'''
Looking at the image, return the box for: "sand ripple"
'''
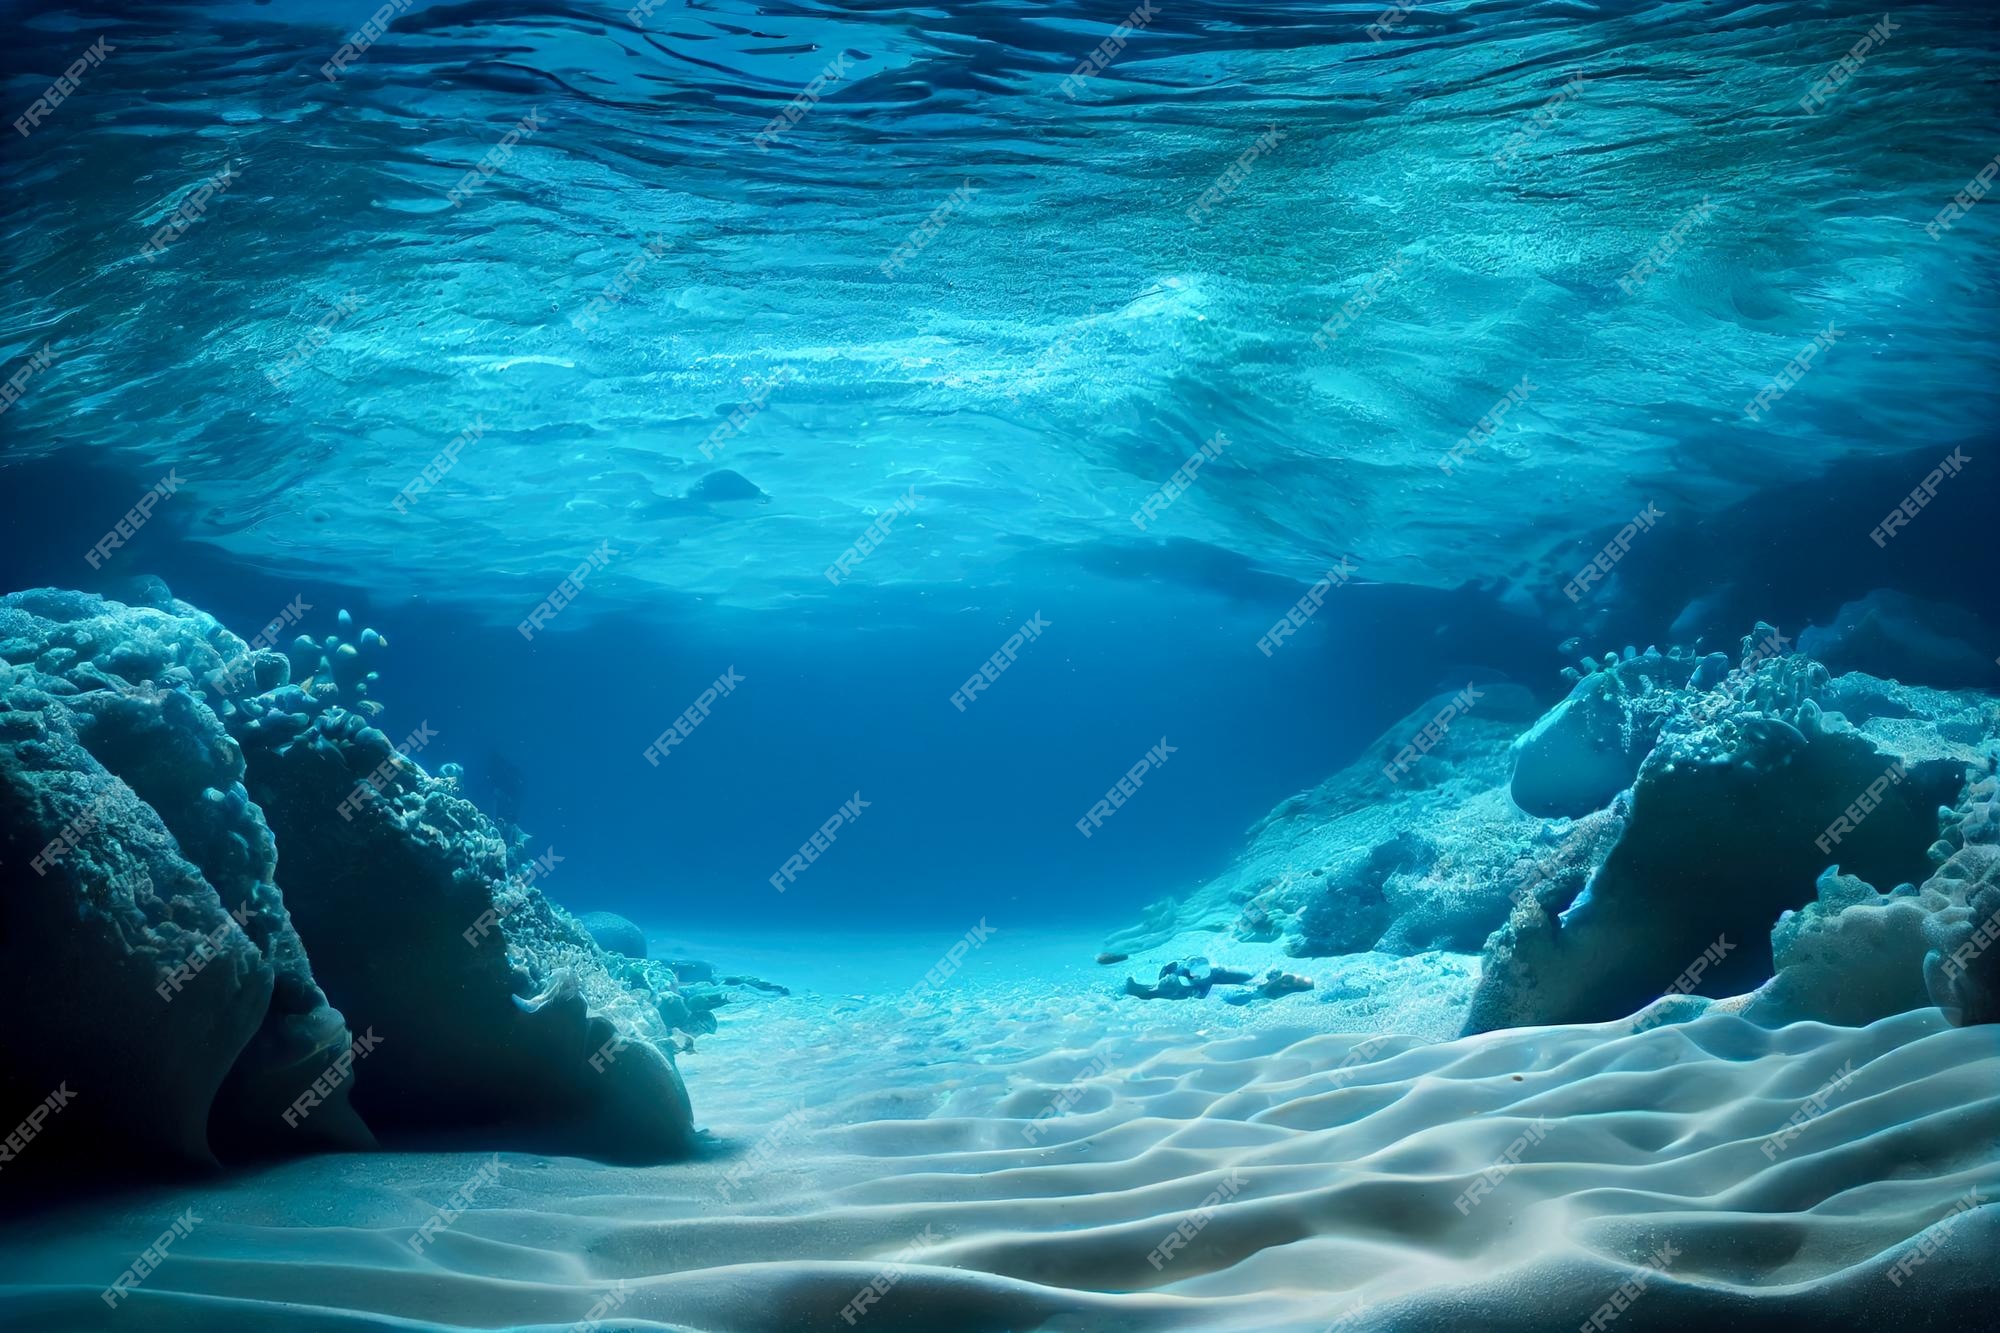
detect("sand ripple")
[3,1006,1996,1331]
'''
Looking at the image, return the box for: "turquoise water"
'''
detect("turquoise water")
[4,2,2000,1330]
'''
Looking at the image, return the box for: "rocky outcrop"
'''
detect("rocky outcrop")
[0,587,697,1181]
[1101,684,1547,965]
[1920,774,2000,1026]
[1465,629,1991,1033]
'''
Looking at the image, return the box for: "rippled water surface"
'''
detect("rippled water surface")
[5,0,1998,615]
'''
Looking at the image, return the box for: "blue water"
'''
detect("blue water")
[7,0,1997,930]
[4,2,2000,1326]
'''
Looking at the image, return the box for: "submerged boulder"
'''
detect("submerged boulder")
[0,588,697,1180]
[0,591,368,1177]
[579,910,648,959]
[1466,629,1987,1034]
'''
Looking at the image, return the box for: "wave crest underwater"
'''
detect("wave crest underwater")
[7,0,1998,614]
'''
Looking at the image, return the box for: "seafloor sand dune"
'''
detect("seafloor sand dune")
[4,973,1994,1333]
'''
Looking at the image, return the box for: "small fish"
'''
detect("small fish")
[1558,635,1582,654]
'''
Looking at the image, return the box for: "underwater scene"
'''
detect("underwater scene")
[3,0,1999,1329]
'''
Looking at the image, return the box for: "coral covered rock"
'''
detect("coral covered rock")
[1101,684,1546,964]
[1921,774,2000,1026]
[1740,869,1939,1026]
[0,587,697,1178]
[1466,629,1978,1033]
[579,910,648,959]
[0,590,368,1176]
[1508,645,1706,817]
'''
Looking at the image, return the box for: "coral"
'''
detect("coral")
[579,910,648,959]
[1508,644,1706,817]
[1739,868,1939,1026]
[1921,773,2000,1025]
[0,587,698,1178]
[0,590,368,1177]
[1122,957,1312,1003]
[240,708,695,1162]
[1103,685,1545,964]
[1466,629,1974,1033]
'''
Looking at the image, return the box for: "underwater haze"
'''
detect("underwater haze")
[3,1,2000,1331]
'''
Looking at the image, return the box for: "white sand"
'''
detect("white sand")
[2,926,1995,1331]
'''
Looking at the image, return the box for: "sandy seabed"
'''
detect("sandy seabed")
[3,928,1996,1332]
